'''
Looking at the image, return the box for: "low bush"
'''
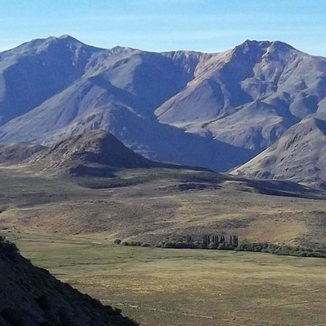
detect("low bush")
[122,241,142,247]
[237,242,326,258]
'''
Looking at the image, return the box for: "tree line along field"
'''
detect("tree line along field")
[9,232,326,326]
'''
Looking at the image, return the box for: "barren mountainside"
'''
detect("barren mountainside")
[232,118,326,187]
[156,41,326,150]
[0,36,326,181]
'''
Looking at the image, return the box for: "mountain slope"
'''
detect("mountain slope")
[0,236,136,326]
[1,36,326,172]
[232,118,326,186]
[0,37,253,171]
[156,40,326,150]
[0,35,104,124]
[0,143,45,164]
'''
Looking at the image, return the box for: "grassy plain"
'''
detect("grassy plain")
[12,233,326,326]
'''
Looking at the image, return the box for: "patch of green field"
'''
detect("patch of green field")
[15,234,326,326]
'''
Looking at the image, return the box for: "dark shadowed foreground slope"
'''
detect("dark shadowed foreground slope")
[0,236,137,326]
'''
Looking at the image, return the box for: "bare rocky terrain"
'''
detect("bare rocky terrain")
[0,36,326,184]
[156,41,326,151]
[233,118,326,187]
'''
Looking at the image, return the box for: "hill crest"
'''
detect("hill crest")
[27,130,186,176]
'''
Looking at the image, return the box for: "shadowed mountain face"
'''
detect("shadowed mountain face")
[0,237,137,326]
[0,36,326,175]
[156,40,326,150]
[232,118,326,187]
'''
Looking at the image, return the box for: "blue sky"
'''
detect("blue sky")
[1,0,326,55]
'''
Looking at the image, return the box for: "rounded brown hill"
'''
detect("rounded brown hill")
[28,130,176,175]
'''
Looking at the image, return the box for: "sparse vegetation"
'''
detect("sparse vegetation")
[156,234,239,250]
[122,241,142,247]
[13,234,326,326]
[0,166,325,251]
[115,235,326,258]
[237,242,326,258]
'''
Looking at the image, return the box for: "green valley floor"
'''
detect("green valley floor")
[11,232,326,326]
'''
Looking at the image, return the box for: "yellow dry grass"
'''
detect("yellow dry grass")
[13,233,326,326]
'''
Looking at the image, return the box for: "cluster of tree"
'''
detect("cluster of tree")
[237,242,326,258]
[157,234,239,250]
[113,236,326,259]
[113,239,151,247]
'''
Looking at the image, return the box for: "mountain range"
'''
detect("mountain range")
[0,35,326,184]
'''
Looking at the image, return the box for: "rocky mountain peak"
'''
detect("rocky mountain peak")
[1,36,326,182]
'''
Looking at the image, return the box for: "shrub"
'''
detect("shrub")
[113,239,122,245]
[163,241,195,249]
[129,241,142,246]
[236,242,326,258]
[122,241,142,247]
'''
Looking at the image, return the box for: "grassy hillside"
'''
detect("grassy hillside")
[0,166,325,249]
